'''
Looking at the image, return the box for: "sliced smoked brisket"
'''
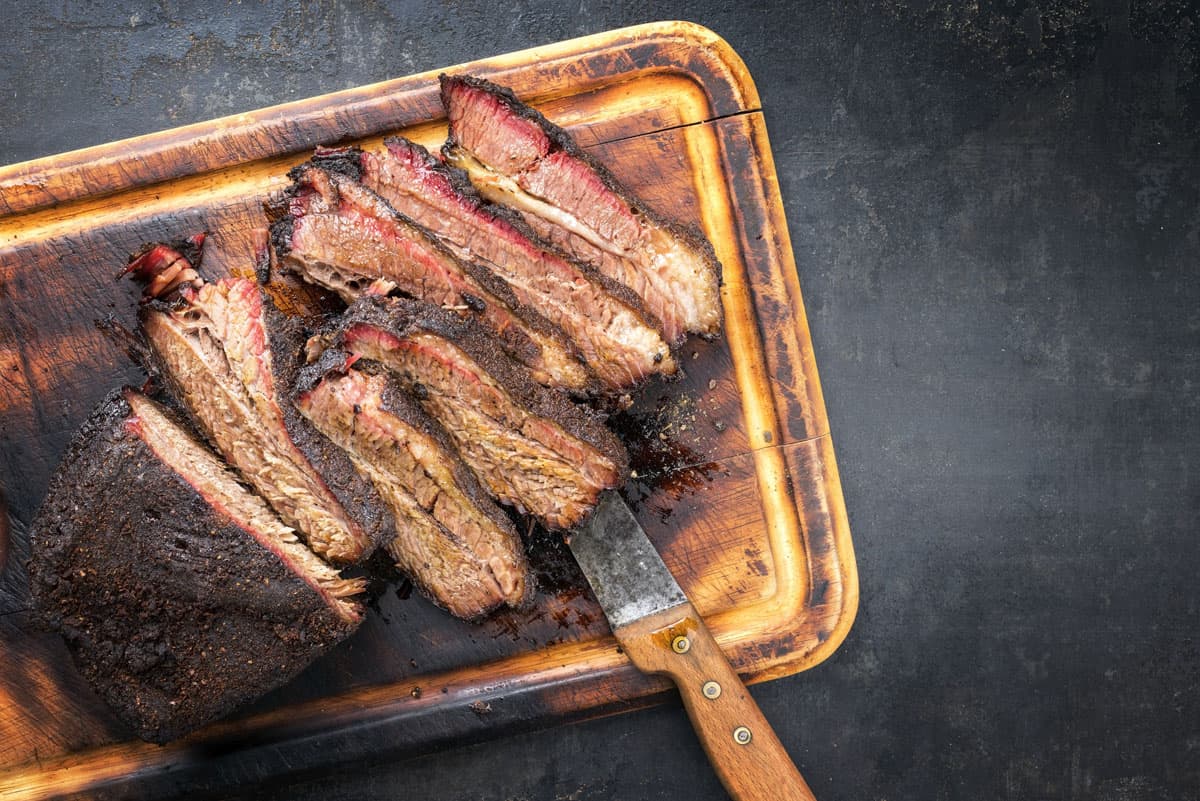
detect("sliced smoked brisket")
[440,73,723,344]
[271,162,593,392]
[130,251,390,564]
[295,352,530,618]
[358,137,675,390]
[331,295,628,529]
[28,389,362,743]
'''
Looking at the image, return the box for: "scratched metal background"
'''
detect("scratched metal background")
[2,2,1198,799]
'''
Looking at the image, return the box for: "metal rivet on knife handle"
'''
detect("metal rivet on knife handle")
[671,635,691,654]
[733,726,752,745]
[702,680,722,700]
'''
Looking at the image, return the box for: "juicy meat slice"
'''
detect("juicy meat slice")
[295,353,530,618]
[331,295,628,529]
[138,275,390,564]
[270,162,593,393]
[440,73,723,344]
[28,388,362,744]
[358,137,676,390]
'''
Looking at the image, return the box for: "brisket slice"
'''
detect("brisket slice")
[28,389,362,744]
[358,137,676,390]
[332,295,628,530]
[440,73,723,344]
[137,273,391,564]
[271,162,594,393]
[295,352,530,618]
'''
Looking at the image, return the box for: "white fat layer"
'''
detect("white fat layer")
[445,149,625,258]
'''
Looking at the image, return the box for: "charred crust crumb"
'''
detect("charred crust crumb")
[310,145,366,181]
[96,316,156,376]
[269,217,295,258]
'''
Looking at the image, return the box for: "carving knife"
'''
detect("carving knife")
[568,491,818,801]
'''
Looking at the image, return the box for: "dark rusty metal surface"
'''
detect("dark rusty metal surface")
[568,492,688,631]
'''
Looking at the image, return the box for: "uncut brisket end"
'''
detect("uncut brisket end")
[136,274,390,564]
[295,352,531,618]
[359,137,676,390]
[28,389,362,744]
[270,162,593,392]
[332,295,628,529]
[441,73,723,344]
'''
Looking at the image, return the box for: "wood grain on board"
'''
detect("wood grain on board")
[0,22,857,801]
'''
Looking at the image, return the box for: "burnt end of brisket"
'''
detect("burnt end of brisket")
[295,352,532,618]
[28,389,362,744]
[360,136,676,391]
[332,295,628,529]
[270,161,593,392]
[440,73,723,344]
[121,232,208,302]
[136,273,390,564]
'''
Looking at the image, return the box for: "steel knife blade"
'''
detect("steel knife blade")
[567,490,687,629]
[568,490,818,801]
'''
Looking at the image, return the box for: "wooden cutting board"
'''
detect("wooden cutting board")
[0,21,856,800]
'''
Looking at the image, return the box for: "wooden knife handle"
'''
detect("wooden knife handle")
[616,604,818,801]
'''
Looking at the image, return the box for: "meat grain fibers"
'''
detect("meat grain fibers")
[441,73,723,344]
[359,137,675,390]
[332,295,628,529]
[295,353,531,618]
[272,161,593,393]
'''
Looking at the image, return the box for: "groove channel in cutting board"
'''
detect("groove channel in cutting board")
[0,22,856,801]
